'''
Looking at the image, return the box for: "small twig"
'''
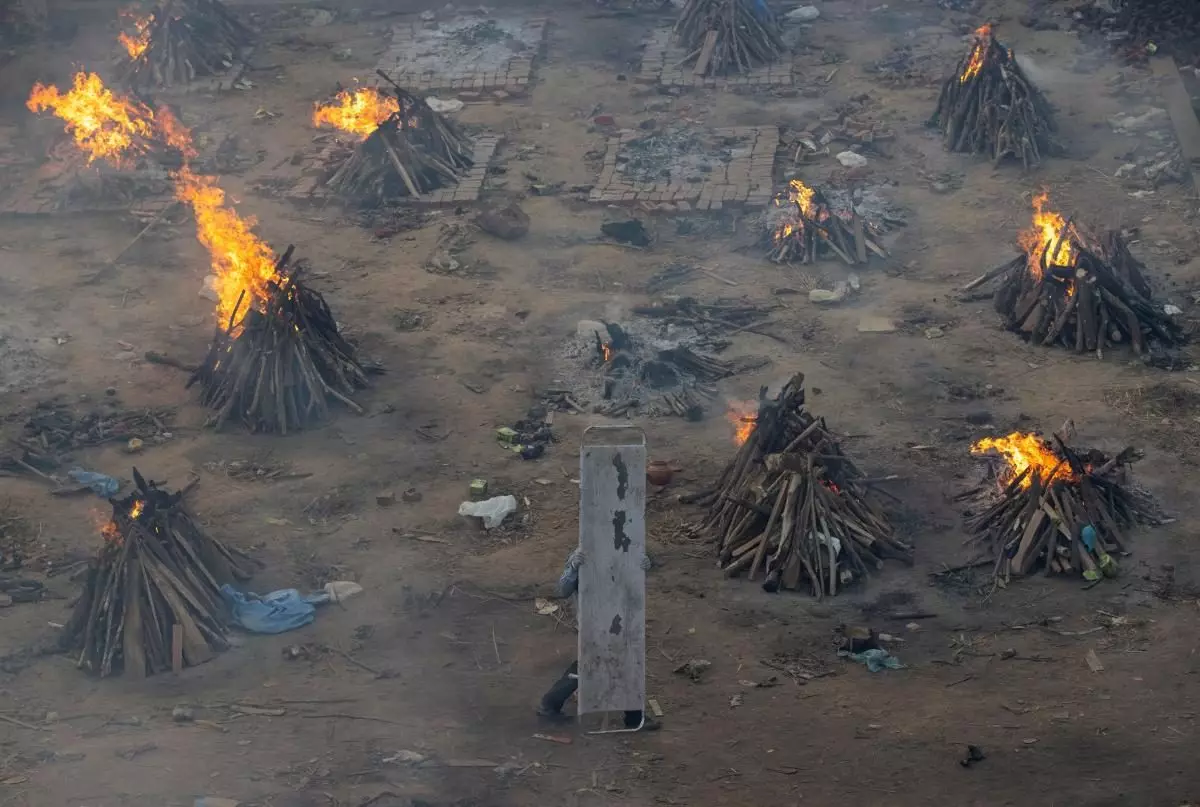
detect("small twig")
[300,713,402,725]
[0,714,49,732]
[491,623,502,665]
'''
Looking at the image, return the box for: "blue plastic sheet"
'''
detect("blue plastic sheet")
[220,585,329,634]
[838,648,904,672]
[68,468,120,497]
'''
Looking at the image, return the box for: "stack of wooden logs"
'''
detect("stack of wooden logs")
[62,468,256,677]
[187,246,371,433]
[321,72,475,205]
[931,24,1058,167]
[698,374,912,597]
[767,180,886,265]
[117,0,254,89]
[962,431,1163,584]
[966,225,1183,356]
[673,0,786,77]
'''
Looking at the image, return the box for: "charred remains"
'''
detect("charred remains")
[931,25,1058,167]
[767,179,886,265]
[699,374,911,597]
[673,0,787,78]
[62,468,256,677]
[962,430,1163,584]
[117,0,254,90]
[320,76,474,205]
[188,245,370,433]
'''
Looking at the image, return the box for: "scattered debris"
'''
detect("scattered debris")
[673,657,712,681]
[1085,648,1105,672]
[601,218,651,247]
[959,744,986,768]
[475,200,530,241]
[497,405,556,460]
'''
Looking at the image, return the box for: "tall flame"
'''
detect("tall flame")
[129,498,146,519]
[312,88,399,139]
[971,431,1076,489]
[725,401,758,447]
[1017,191,1074,280]
[26,72,156,165]
[175,167,281,326]
[959,24,993,83]
[773,178,821,244]
[119,11,153,59]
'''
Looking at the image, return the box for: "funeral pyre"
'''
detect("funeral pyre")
[697,374,912,597]
[673,0,787,77]
[965,191,1183,358]
[188,245,370,433]
[931,24,1058,167]
[961,429,1163,584]
[62,469,256,677]
[116,0,254,90]
[551,313,771,419]
[312,79,474,205]
[766,179,887,265]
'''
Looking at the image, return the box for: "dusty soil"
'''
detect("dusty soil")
[2,0,1200,805]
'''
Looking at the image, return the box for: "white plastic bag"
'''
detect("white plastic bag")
[458,495,518,529]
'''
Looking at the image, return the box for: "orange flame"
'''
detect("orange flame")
[312,88,399,138]
[960,24,993,83]
[26,72,156,165]
[175,167,281,327]
[100,519,122,545]
[129,498,145,519]
[1017,191,1074,280]
[971,431,1076,489]
[601,343,612,362]
[773,178,823,244]
[725,401,758,447]
[119,11,153,59]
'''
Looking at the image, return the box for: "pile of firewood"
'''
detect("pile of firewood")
[697,374,912,597]
[931,25,1058,167]
[966,221,1183,356]
[962,429,1163,584]
[117,0,254,89]
[187,246,370,433]
[321,73,474,205]
[673,0,786,77]
[62,469,256,677]
[766,180,886,265]
[2,404,173,479]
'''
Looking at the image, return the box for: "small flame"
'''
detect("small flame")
[119,11,153,59]
[960,24,993,83]
[26,72,156,165]
[100,520,122,545]
[773,179,822,244]
[971,431,1076,489]
[128,498,145,520]
[312,88,399,139]
[725,401,758,447]
[1018,190,1075,281]
[601,343,612,362]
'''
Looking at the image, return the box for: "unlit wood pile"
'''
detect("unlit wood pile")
[188,246,370,433]
[931,25,1057,167]
[118,0,254,89]
[62,468,255,677]
[673,0,786,77]
[767,181,886,265]
[962,432,1162,584]
[699,374,911,597]
[322,74,474,205]
[968,227,1183,356]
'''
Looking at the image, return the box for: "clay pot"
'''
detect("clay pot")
[647,460,674,487]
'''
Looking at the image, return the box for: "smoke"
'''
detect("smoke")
[1012,52,1090,96]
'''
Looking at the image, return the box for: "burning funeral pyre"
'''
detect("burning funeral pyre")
[313,78,474,205]
[699,374,912,597]
[673,0,787,78]
[767,179,887,265]
[931,25,1058,167]
[966,191,1183,358]
[188,245,370,433]
[961,429,1163,584]
[116,0,254,90]
[62,469,256,677]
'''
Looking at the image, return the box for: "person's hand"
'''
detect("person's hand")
[640,553,653,572]
[567,548,586,570]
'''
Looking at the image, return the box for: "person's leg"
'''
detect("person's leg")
[537,660,579,716]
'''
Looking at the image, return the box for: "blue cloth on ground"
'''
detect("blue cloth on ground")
[220,585,329,634]
[68,468,120,497]
[839,648,905,672]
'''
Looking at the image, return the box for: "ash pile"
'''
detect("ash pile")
[615,126,747,187]
[550,311,769,419]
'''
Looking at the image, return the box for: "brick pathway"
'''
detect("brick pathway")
[588,126,779,211]
[374,19,547,97]
[286,135,501,206]
[636,28,796,89]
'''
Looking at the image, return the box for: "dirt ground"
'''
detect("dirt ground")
[2,0,1200,804]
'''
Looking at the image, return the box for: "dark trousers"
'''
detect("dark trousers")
[540,661,643,727]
